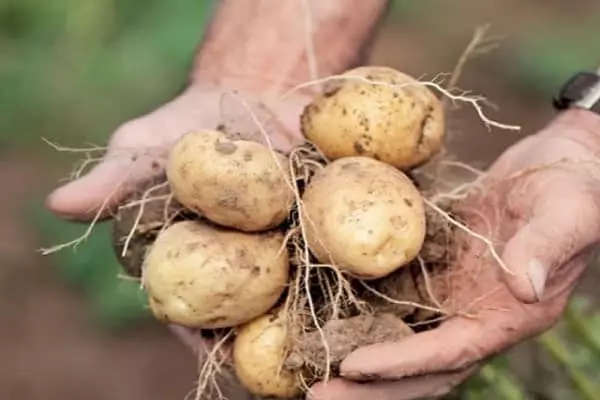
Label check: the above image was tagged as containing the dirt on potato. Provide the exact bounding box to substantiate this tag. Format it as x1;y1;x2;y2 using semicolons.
300;66;445;170
166;130;295;233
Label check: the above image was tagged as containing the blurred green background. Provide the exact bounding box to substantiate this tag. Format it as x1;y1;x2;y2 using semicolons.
2;0;600;399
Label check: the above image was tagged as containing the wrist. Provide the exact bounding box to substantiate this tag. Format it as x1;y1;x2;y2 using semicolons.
189;0;389;96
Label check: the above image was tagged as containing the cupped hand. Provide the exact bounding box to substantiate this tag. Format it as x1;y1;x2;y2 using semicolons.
46;83;310;221
45;82;311;356
309;109;600;400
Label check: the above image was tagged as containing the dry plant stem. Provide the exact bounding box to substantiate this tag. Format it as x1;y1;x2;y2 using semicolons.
422;198;513;276
281;75;521;131
442;24;501;108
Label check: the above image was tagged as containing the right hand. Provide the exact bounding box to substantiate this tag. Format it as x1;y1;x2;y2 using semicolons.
45;82;312;353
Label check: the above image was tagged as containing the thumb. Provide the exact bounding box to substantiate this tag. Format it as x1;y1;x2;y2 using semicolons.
501;195;600;303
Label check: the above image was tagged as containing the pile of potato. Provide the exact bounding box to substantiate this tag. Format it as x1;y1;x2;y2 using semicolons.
112;66;446;399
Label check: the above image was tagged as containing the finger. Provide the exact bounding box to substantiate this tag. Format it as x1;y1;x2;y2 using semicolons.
501;193;600;303
308;366;477;400
46;143;167;221
339;312;514;381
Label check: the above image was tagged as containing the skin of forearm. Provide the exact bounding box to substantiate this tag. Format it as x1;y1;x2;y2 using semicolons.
191;0;391;94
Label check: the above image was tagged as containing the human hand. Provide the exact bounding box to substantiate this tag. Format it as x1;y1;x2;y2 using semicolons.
308;109;600;400
45;82;311;356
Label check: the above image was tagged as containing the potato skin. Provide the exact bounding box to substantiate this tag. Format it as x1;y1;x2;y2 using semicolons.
301;66;445;170
166;129;294;232
143;220;289;329
301;157;426;279
233;308;300;399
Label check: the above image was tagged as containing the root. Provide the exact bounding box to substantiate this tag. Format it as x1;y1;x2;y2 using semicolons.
423;197;512;275
120;181;170;258
443;24;502;108
359;280;447;317
42;138;108;182
39;174;129;255
193;330;235;400
280;74;520;132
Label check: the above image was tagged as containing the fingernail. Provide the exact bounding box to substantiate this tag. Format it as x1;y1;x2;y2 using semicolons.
527;259;548;301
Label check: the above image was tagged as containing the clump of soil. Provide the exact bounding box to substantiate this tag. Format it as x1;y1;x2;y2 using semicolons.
285;313;414;376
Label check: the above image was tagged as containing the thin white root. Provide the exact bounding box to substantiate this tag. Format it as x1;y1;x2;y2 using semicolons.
422;198;513;276
194;330;234;400
120;181;170;258
281;74;520;132
417;256;443;310
359;280;447;316
39;174;129;255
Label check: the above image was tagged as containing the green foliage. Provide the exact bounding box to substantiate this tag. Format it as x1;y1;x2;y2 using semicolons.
0;0;215;150
508;20;600;97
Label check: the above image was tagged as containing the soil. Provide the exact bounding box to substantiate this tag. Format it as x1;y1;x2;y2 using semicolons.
285;313;414;376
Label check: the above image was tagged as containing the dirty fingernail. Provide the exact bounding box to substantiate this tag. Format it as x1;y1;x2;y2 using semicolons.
527;259;548;301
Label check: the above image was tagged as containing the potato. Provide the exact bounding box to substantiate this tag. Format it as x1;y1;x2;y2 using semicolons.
301;66;445;169
233;308;300;399
142;220;290;329
166;129;294;232
301;157;426;279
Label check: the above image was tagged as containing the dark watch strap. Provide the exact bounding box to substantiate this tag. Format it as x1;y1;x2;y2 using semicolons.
553;71;600;113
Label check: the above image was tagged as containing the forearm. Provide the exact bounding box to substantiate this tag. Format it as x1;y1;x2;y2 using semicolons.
191;0;390;94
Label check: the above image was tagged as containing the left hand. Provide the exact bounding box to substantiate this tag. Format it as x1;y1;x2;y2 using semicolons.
308;108;600;400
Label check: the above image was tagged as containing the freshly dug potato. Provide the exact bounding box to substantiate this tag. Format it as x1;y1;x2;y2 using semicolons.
166;129;295;232
233;308;300;399
143;220;290;329
301;66;445;170
301;157;426;279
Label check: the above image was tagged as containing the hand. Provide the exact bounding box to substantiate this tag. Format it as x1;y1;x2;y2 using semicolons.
47;83;309;221
45;82;311;353
308;109;600;400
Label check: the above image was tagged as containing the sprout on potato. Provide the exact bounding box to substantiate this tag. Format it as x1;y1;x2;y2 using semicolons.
301;66;445;170
166;129;295;232
233;307;300;399
142;220;290;329
301;156;426;279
